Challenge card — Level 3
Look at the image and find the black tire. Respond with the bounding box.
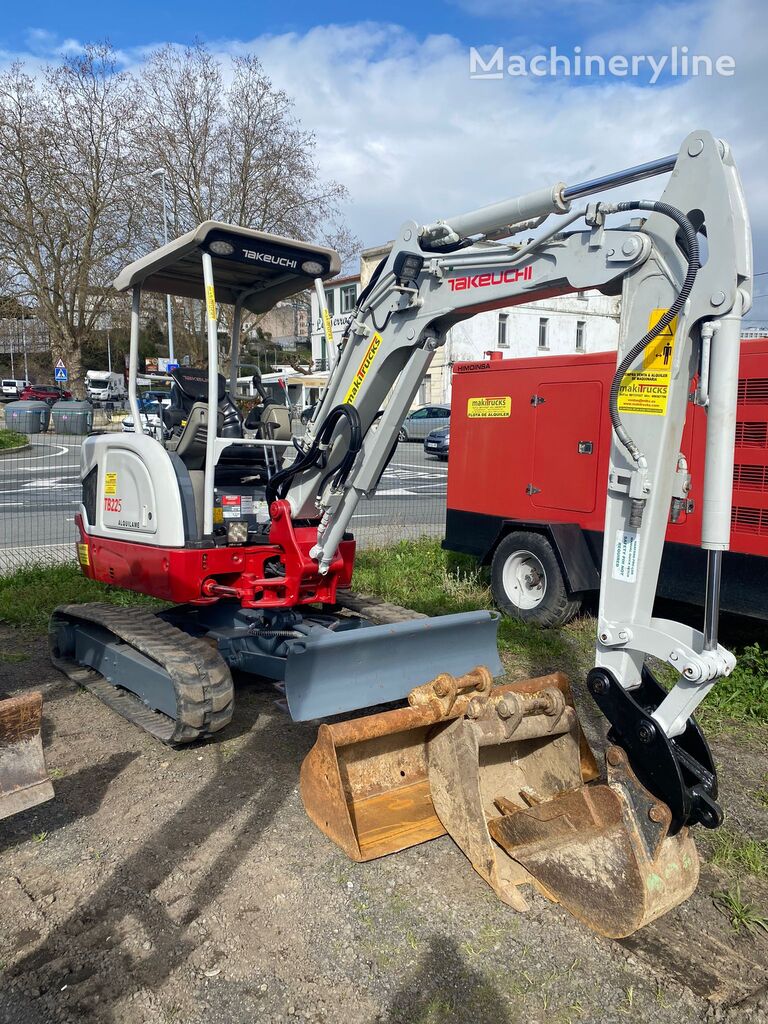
[398,427,408,442]
[491,531,581,627]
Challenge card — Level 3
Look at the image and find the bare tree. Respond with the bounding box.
[0,46,144,387]
[0,42,359,386]
[138,46,360,370]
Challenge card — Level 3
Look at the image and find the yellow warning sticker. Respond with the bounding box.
[467,396,512,419]
[344,332,383,405]
[617,308,678,416]
[322,308,334,345]
[77,543,90,567]
[104,472,118,495]
[213,506,224,525]
[205,284,217,322]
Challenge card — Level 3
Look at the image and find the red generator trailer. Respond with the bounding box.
[445,339,768,626]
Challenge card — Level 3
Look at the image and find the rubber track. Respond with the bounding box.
[334,591,427,625]
[49,603,234,745]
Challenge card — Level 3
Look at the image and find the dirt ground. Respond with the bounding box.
[1,623,768,1024]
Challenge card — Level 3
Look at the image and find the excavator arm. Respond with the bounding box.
[290,130,751,836]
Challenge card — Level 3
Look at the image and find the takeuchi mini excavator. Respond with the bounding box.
[51,130,751,938]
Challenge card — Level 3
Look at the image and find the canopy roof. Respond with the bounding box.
[114,221,341,314]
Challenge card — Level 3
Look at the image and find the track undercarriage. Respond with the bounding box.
[49,595,502,741]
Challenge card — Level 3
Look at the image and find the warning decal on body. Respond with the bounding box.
[467,396,512,418]
[221,495,242,520]
[104,472,118,496]
[617,308,678,416]
[612,529,639,583]
[77,543,90,567]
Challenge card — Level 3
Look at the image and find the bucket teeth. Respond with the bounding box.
[301,670,699,937]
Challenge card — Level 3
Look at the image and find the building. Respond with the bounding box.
[359,244,620,406]
[309,274,361,370]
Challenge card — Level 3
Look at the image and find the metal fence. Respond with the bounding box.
[0,402,447,573]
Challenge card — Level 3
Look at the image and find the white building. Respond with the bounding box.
[309,274,361,370]
[360,244,621,406]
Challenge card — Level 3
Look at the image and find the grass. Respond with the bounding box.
[709,827,768,876]
[354,538,577,679]
[0,429,27,450]
[713,883,768,937]
[698,642,768,730]
[0,562,163,632]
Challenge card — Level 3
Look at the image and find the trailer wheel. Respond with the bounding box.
[491,531,582,627]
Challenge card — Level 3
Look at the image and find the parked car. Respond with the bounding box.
[1,379,31,400]
[424,425,450,460]
[399,405,450,441]
[122,401,164,435]
[19,384,73,405]
[138,389,171,407]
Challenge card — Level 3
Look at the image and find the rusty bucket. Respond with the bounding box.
[301,668,700,937]
[0,692,54,820]
[299,669,596,863]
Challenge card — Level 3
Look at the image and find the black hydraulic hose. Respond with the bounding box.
[609,201,700,464]
[265,404,362,506]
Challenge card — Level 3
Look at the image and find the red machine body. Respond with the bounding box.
[76,500,355,608]
[445,338,768,618]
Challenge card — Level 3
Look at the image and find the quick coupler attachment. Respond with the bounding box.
[587,665,722,834]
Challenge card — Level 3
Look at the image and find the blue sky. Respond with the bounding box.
[1,0,766,319]
[0,1,677,56]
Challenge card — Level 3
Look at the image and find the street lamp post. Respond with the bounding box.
[20,310,28,382]
[150,167,175,364]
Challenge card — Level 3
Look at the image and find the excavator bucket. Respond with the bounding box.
[301,669,699,937]
[0,692,54,820]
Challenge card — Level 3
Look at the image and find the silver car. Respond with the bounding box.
[400,404,450,441]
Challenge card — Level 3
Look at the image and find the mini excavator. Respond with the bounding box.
[50,130,751,936]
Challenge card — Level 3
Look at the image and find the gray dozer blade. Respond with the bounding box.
[284,610,502,720]
[0,692,54,820]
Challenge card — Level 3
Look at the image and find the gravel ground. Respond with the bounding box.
[1,624,767,1024]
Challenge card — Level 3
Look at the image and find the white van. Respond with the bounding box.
[1,379,30,399]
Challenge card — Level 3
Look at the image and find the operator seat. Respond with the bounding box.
[163,366,243,471]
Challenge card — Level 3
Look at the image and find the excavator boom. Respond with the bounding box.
[299,129,751,935]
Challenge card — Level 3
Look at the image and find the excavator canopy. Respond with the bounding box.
[113,220,341,312]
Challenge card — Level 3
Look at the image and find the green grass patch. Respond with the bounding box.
[353,538,575,678]
[0,429,27,450]
[713,883,768,937]
[0,562,164,632]
[709,827,768,876]
[698,642,768,731]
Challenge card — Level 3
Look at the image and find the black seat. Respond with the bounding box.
[163,366,243,441]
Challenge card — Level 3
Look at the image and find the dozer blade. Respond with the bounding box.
[302,670,700,937]
[284,610,502,720]
[0,692,54,820]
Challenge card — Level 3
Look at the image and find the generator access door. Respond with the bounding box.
[530,381,602,514]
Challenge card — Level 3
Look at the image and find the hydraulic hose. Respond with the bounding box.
[609,201,700,465]
[265,403,362,507]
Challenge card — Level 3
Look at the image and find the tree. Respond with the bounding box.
[0,46,144,390]
[0,43,360,389]
[137,45,360,370]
